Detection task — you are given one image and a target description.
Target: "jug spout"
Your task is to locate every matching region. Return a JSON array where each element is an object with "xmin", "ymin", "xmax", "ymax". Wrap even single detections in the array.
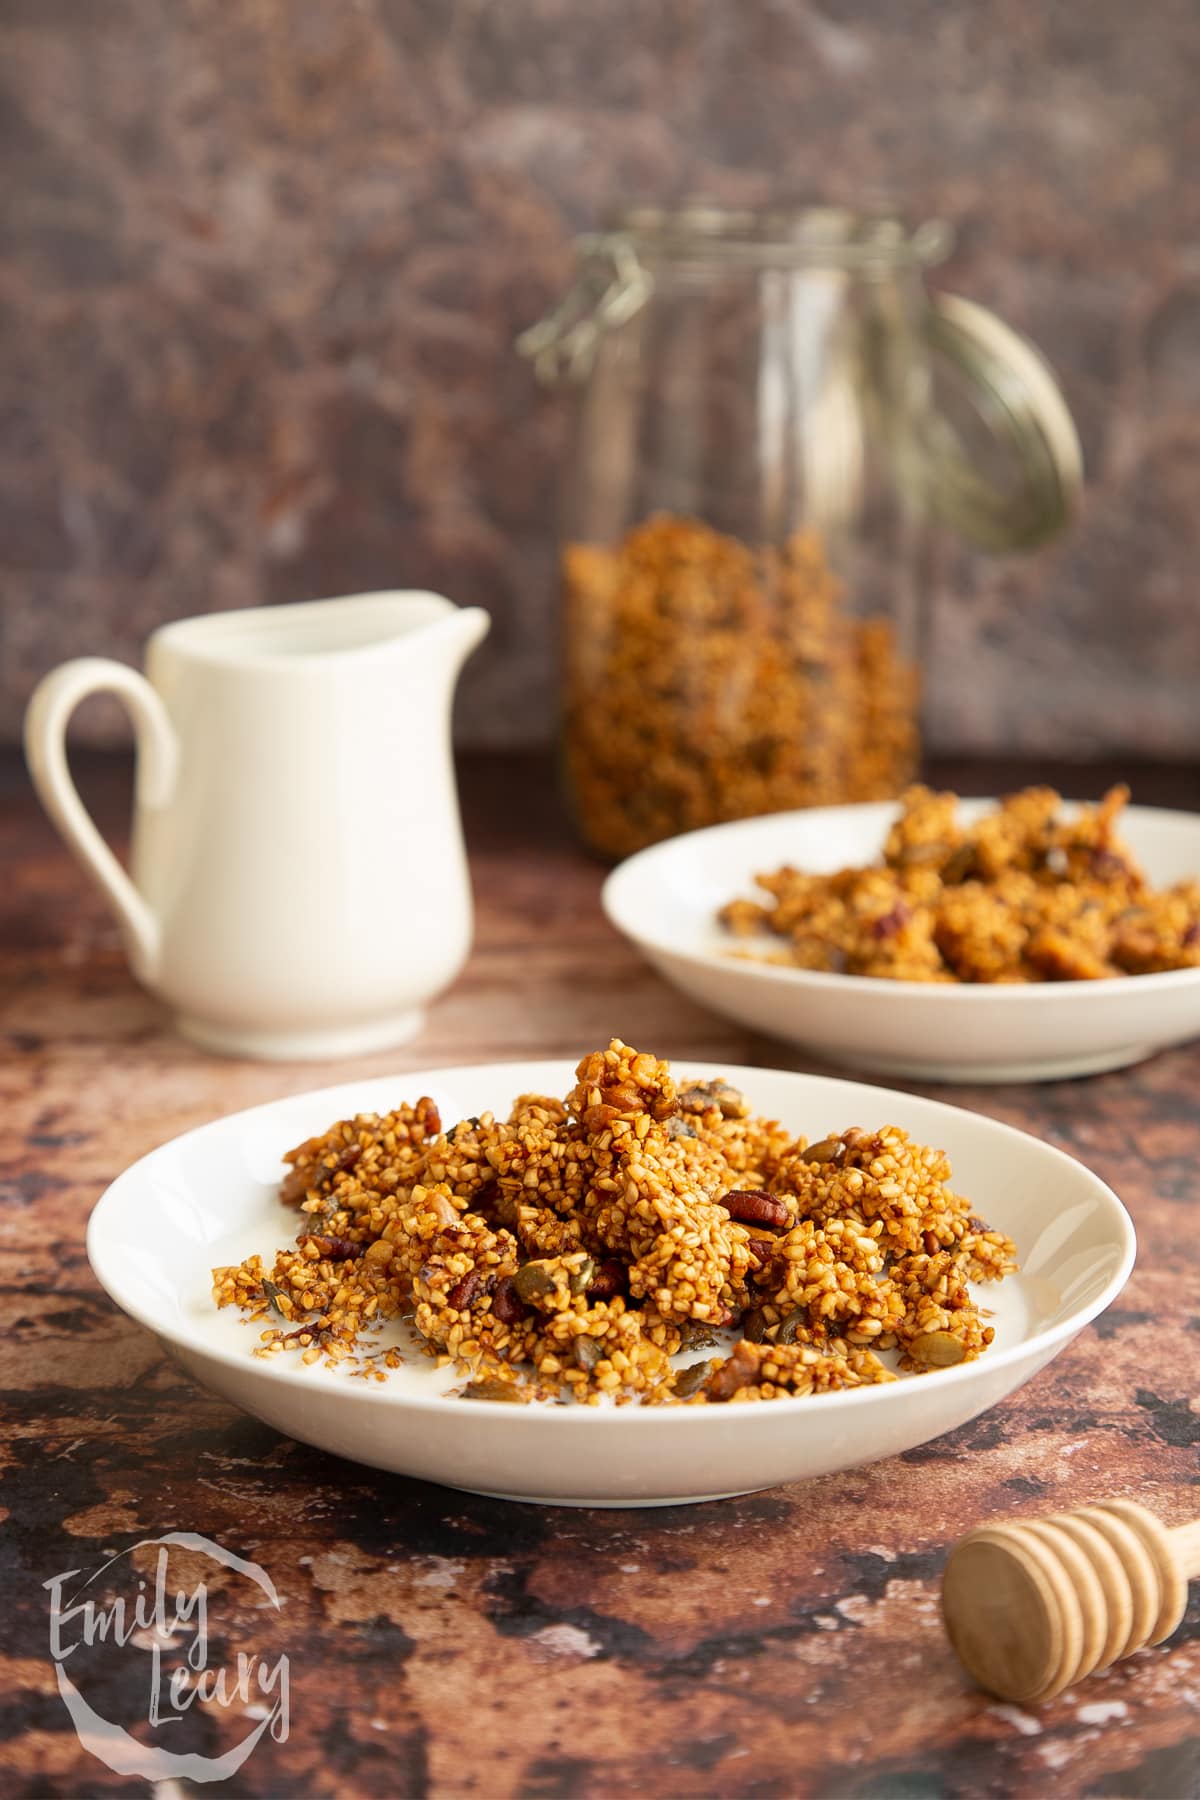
[
  {"xmin": 374, "ymin": 594, "xmax": 489, "ymax": 699},
  {"xmin": 439, "ymin": 605, "xmax": 491, "ymax": 675},
  {"xmin": 407, "ymin": 601, "xmax": 489, "ymax": 723}
]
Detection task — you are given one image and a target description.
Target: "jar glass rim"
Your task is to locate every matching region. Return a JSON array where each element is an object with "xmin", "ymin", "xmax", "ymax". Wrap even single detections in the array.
[{"xmin": 603, "ymin": 202, "xmax": 952, "ymax": 270}]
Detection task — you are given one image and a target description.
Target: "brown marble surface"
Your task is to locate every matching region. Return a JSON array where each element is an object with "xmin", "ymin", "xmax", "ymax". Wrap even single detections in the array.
[
  {"xmin": 3, "ymin": 2, "xmax": 1200, "ymax": 759},
  {"xmin": 1, "ymin": 753, "xmax": 1199, "ymax": 1799}
]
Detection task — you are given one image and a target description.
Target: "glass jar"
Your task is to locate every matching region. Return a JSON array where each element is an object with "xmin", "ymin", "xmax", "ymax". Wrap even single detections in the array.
[{"xmin": 520, "ymin": 204, "xmax": 1081, "ymax": 860}]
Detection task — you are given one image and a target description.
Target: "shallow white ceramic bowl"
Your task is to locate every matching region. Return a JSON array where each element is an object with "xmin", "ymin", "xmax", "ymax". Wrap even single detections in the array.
[
  {"xmin": 87, "ymin": 1060, "xmax": 1134, "ymax": 1507},
  {"xmin": 603, "ymin": 801, "xmax": 1200, "ymax": 1083}
]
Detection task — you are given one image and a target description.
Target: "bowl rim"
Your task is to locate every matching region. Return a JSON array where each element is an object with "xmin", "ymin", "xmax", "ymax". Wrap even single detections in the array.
[
  {"xmin": 86, "ymin": 1057, "xmax": 1137, "ymax": 1425},
  {"xmin": 602, "ymin": 798, "xmax": 1200, "ymax": 1004}
]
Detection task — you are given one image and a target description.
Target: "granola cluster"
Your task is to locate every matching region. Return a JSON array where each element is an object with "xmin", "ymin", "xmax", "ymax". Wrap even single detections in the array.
[
  {"xmin": 213, "ymin": 1039, "xmax": 1015, "ymax": 1405},
  {"xmin": 562, "ymin": 514, "xmax": 919, "ymax": 858},
  {"xmin": 721, "ymin": 785, "xmax": 1200, "ymax": 983}
]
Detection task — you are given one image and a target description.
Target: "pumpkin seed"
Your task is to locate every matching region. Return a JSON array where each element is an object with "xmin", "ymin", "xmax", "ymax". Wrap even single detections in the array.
[
  {"xmin": 940, "ymin": 844, "xmax": 976, "ymax": 884},
  {"xmin": 899, "ymin": 841, "xmax": 949, "ymax": 867},
  {"xmin": 910, "ymin": 1330, "xmax": 966, "ymax": 1367},
  {"xmin": 676, "ymin": 1318, "xmax": 719, "ymax": 1349},
  {"xmin": 462, "ymin": 1378, "xmax": 524, "ymax": 1403},
  {"xmin": 569, "ymin": 1258, "xmax": 596, "ymax": 1296},
  {"xmin": 513, "ymin": 1262, "xmax": 556, "ymax": 1303},
  {"xmin": 742, "ymin": 1307, "xmax": 767, "ymax": 1343},
  {"xmin": 261, "ymin": 1279, "xmax": 287, "ymax": 1319},
  {"xmin": 775, "ymin": 1307, "xmax": 808, "ymax": 1344},
  {"xmin": 673, "ymin": 1359, "xmax": 712, "ymax": 1397},
  {"xmin": 803, "ymin": 1136, "xmax": 846, "ymax": 1167}
]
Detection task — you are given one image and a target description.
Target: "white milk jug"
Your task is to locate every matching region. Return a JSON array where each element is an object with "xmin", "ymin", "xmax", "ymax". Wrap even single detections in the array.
[{"xmin": 25, "ymin": 591, "xmax": 489, "ymax": 1059}]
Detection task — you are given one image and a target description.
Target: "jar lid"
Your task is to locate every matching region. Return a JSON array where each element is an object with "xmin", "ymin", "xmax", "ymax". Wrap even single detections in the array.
[
  {"xmin": 518, "ymin": 206, "xmax": 1082, "ymax": 553},
  {"xmin": 607, "ymin": 201, "xmax": 952, "ymax": 270},
  {"xmin": 921, "ymin": 293, "xmax": 1083, "ymax": 551}
]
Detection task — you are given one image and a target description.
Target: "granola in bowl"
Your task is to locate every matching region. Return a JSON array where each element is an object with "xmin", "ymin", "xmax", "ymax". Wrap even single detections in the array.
[
  {"xmin": 719, "ymin": 785, "xmax": 1200, "ymax": 984},
  {"xmin": 213, "ymin": 1039, "xmax": 1015, "ymax": 1407}
]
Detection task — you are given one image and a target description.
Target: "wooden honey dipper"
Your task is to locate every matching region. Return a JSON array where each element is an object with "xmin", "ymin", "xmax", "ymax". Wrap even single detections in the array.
[{"xmin": 941, "ymin": 1500, "xmax": 1200, "ymax": 1705}]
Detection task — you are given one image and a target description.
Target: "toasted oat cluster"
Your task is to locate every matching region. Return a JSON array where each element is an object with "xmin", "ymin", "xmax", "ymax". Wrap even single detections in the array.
[
  {"xmin": 212, "ymin": 1039, "xmax": 1015, "ymax": 1405},
  {"xmin": 562, "ymin": 515, "xmax": 918, "ymax": 858},
  {"xmin": 720, "ymin": 785, "xmax": 1200, "ymax": 983}
]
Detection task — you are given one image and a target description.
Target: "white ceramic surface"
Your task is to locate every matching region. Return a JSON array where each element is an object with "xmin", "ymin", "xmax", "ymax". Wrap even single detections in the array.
[
  {"xmin": 87, "ymin": 1059, "xmax": 1134, "ymax": 1508},
  {"xmin": 24, "ymin": 592, "xmax": 489, "ymax": 1059},
  {"xmin": 603, "ymin": 801, "xmax": 1200, "ymax": 1083}
]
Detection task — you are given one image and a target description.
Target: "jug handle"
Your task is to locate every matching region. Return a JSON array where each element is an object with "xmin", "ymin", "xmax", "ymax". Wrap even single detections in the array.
[{"xmin": 24, "ymin": 658, "xmax": 177, "ymax": 982}]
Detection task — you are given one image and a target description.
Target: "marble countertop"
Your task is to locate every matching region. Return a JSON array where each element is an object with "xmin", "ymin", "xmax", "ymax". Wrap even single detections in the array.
[{"xmin": 1, "ymin": 754, "xmax": 1197, "ymax": 1799}]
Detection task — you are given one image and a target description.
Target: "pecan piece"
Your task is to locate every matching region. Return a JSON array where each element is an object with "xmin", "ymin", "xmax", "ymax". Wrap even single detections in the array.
[
  {"xmin": 703, "ymin": 1341, "xmax": 761, "ymax": 1403},
  {"xmin": 718, "ymin": 1189, "xmax": 790, "ymax": 1230},
  {"xmin": 280, "ymin": 1162, "xmax": 319, "ymax": 1207},
  {"xmin": 581, "ymin": 1078, "xmax": 677, "ymax": 1133},
  {"xmin": 580, "ymin": 1100, "xmax": 630, "ymax": 1132},
  {"xmin": 297, "ymin": 1233, "xmax": 358, "ymax": 1262},
  {"xmin": 446, "ymin": 1271, "xmax": 482, "ymax": 1312},
  {"xmin": 491, "ymin": 1276, "xmax": 528, "ymax": 1326},
  {"xmin": 1088, "ymin": 847, "xmax": 1129, "ymax": 883},
  {"xmin": 869, "ymin": 900, "xmax": 912, "ymax": 941},
  {"xmin": 585, "ymin": 1257, "xmax": 628, "ymax": 1302},
  {"xmin": 839, "ymin": 1127, "xmax": 879, "ymax": 1160}
]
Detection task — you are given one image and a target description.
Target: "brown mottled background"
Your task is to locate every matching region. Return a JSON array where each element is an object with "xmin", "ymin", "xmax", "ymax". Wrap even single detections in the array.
[{"xmin": 2, "ymin": 1, "xmax": 1199, "ymax": 756}]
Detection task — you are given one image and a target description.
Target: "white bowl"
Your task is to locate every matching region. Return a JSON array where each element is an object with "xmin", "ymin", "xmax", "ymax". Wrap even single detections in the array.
[
  {"xmin": 87, "ymin": 1059, "xmax": 1134, "ymax": 1507},
  {"xmin": 603, "ymin": 801, "xmax": 1200, "ymax": 1083}
]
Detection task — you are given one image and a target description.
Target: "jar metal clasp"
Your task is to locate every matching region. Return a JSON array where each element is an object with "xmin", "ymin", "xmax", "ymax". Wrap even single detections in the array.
[{"xmin": 517, "ymin": 234, "xmax": 653, "ymax": 385}]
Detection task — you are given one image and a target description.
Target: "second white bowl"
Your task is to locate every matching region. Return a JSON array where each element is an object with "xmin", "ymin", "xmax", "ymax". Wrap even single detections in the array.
[{"xmin": 602, "ymin": 800, "xmax": 1200, "ymax": 1082}]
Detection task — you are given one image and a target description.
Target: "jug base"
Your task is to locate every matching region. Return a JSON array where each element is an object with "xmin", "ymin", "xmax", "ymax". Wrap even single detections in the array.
[{"xmin": 174, "ymin": 1008, "xmax": 425, "ymax": 1063}]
